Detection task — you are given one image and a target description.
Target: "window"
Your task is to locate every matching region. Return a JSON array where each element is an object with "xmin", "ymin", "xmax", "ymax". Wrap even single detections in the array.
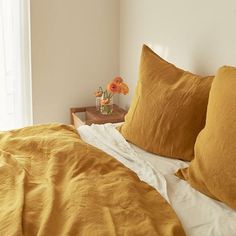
[{"xmin": 0, "ymin": 0, "xmax": 32, "ymax": 131}]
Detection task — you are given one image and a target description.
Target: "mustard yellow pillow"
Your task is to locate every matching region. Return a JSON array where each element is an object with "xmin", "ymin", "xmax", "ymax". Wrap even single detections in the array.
[
  {"xmin": 119, "ymin": 45, "xmax": 213, "ymax": 161},
  {"xmin": 176, "ymin": 66, "xmax": 236, "ymax": 210}
]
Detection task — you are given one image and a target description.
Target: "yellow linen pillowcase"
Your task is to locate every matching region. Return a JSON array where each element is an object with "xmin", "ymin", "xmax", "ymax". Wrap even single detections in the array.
[
  {"xmin": 176, "ymin": 66, "xmax": 236, "ymax": 210},
  {"xmin": 119, "ymin": 45, "xmax": 213, "ymax": 161}
]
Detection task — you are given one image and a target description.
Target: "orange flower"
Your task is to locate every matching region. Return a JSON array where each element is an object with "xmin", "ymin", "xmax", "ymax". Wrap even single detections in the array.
[
  {"xmin": 120, "ymin": 83, "xmax": 129, "ymax": 95},
  {"xmin": 94, "ymin": 91, "xmax": 103, "ymax": 97},
  {"xmin": 100, "ymin": 98, "xmax": 110, "ymax": 105},
  {"xmin": 113, "ymin": 76, "xmax": 123, "ymax": 84},
  {"xmin": 107, "ymin": 82, "xmax": 121, "ymax": 94}
]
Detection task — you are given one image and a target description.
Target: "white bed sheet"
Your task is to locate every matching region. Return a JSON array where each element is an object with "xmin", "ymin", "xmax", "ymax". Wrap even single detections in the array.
[{"xmin": 78, "ymin": 123, "xmax": 236, "ymax": 236}]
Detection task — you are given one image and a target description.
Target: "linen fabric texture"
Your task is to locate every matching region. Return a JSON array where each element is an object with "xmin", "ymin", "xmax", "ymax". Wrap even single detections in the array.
[
  {"xmin": 119, "ymin": 45, "xmax": 213, "ymax": 161},
  {"xmin": 176, "ymin": 66, "xmax": 236, "ymax": 210},
  {"xmin": 0, "ymin": 123, "xmax": 185, "ymax": 236}
]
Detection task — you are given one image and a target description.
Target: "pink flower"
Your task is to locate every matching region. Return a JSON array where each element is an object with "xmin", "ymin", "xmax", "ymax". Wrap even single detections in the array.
[{"xmin": 107, "ymin": 82, "xmax": 121, "ymax": 94}]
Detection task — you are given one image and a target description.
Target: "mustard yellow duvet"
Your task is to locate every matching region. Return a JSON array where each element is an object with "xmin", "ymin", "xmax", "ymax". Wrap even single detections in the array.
[{"xmin": 0, "ymin": 124, "xmax": 185, "ymax": 236}]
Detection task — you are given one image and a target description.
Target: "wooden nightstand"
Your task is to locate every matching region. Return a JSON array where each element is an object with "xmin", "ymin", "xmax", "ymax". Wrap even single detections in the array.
[{"xmin": 70, "ymin": 104, "xmax": 127, "ymax": 128}]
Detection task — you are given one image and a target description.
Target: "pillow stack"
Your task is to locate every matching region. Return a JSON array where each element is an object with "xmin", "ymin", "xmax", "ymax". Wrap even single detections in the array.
[
  {"xmin": 119, "ymin": 45, "xmax": 213, "ymax": 161},
  {"xmin": 120, "ymin": 44, "xmax": 236, "ymax": 211},
  {"xmin": 176, "ymin": 66, "xmax": 236, "ymax": 210}
]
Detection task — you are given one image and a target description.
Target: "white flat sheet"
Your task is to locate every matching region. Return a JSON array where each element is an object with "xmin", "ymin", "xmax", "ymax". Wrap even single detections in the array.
[{"xmin": 78, "ymin": 123, "xmax": 236, "ymax": 236}]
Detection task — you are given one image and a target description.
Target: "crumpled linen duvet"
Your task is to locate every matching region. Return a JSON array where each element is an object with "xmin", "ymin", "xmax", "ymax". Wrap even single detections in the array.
[{"xmin": 0, "ymin": 123, "xmax": 185, "ymax": 236}]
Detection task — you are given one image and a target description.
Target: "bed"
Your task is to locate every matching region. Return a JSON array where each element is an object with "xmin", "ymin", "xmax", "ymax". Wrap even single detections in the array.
[
  {"xmin": 79, "ymin": 123, "xmax": 236, "ymax": 236},
  {"xmin": 1, "ymin": 45, "xmax": 236, "ymax": 236},
  {"xmin": 0, "ymin": 122, "xmax": 235, "ymax": 236}
]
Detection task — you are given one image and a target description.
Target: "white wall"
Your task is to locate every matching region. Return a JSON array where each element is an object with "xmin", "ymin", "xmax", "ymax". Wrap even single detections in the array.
[
  {"xmin": 31, "ymin": 0, "xmax": 119, "ymax": 124},
  {"xmin": 31, "ymin": 1, "xmax": 236, "ymax": 121},
  {"xmin": 119, "ymin": 0, "xmax": 236, "ymax": 109}
]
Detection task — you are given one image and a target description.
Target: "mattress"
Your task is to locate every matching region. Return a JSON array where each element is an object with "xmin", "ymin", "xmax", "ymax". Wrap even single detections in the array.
[{"xmin": 78, "ymin": 123, "xmax": 236, "ymax": 236}]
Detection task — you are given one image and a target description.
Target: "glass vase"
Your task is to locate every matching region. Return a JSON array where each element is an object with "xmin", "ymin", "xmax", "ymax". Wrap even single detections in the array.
[
  {"xmin": 100, "ymin": 96, "xmax": 113, "ymax": 115},
  {"xmin": 96, "ymin": 97, "xmax": 101, "ymax": 111}
]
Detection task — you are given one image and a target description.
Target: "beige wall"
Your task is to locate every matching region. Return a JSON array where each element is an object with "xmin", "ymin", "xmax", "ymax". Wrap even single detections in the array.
[
  {"xmin": 31, "ymin": 0, "xmax": 119, "ymax": 124},
  {"xmin": 31, "ymin": 1, "xmax": 236, "ymax": 121},
  {"xmin": 119, "ymin": 0, "xmax": 236, "ymax": 109}
]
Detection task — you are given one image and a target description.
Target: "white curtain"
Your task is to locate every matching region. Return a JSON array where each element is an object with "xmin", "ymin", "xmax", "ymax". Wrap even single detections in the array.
[{"xmin": 0, "ymin": 0, "xmax": 32, "ymax": 131}]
